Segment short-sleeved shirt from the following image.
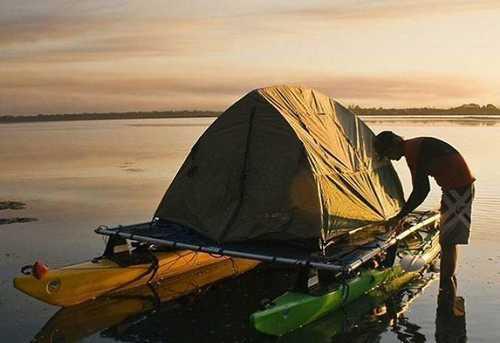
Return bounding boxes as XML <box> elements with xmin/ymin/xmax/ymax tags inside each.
<box><xmin>403</xmin><ymin>137</ymin><xmax>475</xmax><ymax>190</ymax></box>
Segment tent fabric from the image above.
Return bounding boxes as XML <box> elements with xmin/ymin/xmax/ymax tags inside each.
<box><xmin>155</xmin><ymin>85</ymin><xmax>404</xmax><ymax>246</ymax></box>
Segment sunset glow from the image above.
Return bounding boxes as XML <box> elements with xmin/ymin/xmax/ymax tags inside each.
<box><xmin>2</xmin><ymin>0</ymin><xmax>500</xmax><ymax>115</ymax></box>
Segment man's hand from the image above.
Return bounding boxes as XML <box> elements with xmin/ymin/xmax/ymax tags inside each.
<box><xmin>385</xmin><ymin>214</ymin><xmax>403</xmax><ymax>233</ymax></box>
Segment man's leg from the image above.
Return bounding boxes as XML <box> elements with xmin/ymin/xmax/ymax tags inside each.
<box><xmin>439</xmin><ymin>244</ymin><xmax>457</xmax><ymax>311</ymax></box>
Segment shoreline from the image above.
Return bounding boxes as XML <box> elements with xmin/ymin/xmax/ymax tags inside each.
<box><xmin>1</xmin><ymin>113</ymin><xmax>500</xmax><ymax>125</ymax></box>
<box><xmin>0</xmin><ymin>111</ymin><xmax>220</xmax><ymax>125</ymax></box>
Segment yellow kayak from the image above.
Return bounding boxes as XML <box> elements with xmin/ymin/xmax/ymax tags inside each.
<box><xmin>14</xmin><ymin>248</ymin><xmax>258</xmax><ymax>307</ymax></box>
<box><xmin>33</xmin><ymin>258</ymin><xmax>262</xmax><ymax>342</ymax></box>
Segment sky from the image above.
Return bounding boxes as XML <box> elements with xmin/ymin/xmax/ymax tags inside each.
<box><xmin>1</xmin><ymin>0</ymin><xmax>500</xmax><ymax>115</ymax></box>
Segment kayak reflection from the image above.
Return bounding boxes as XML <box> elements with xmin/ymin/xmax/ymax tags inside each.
<box><xmin>33</xmin><ymin>265</ymin><xmax>296</xmax><ymax>342</ymax></box>
<box><xmin>34</xmin><ymin>263</ymin><xmax>440</xmax><ymax>343</ymax></box>
<box><xmin>279</xmin><ymin>271</ymin><xmax>438</xmax><ymax>342</ymax></box>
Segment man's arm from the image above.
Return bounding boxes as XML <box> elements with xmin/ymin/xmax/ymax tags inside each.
<box><xmin>398</xmin><ymin>140</ymin><xmax>433</xmax><ymax>218</ymax></box>
<box><xmin>386</xmin><ymin>140</ymin><xmax>431</xmax><ymax>229</ymax></box>
<box><xmin>397</xmin><ymin>169</ymin><xmax>430</xmax><ymax>218</ymax></box>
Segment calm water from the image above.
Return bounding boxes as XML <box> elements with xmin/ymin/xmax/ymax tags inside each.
<box><xmin>0</xmin><ymin>118</ymin><xmax>499</xmax><ymax>342</ymax></box>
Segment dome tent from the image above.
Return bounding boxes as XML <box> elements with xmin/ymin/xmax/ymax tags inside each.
<box><xmin>155</xmin><ymin>86</ymin><xmax>403</xmax><ymax>247</ymax></box>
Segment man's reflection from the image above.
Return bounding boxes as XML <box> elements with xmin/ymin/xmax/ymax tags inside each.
<box><xmin>435</xmin><ymin>281</ymin><xmax>467</xmax><ymax>342</ymax></box>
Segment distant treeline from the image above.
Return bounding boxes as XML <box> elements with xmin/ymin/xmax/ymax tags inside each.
<box><xmin>350</xmin><ymin>103</ymin><xmax>500</xmax><ymax>116</ymax></box>
<box><xmin>0</xmin><ymin>110</ymin><xmax>220</xmax><ymax>123</ymax></box>
<box><xmin>1</xmin><ymin>104</ymin><xmax>500</xmax><ymax>123</ymax></box>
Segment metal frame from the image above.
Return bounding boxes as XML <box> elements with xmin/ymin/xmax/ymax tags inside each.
<box><xmin>95</xmin><ymin>212</ymin><xmax>439</xmax><ymax>274</ymax></box>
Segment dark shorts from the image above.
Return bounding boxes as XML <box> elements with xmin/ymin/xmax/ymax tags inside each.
<box><xmin>440</xmin><ymin>184</ymin><xmax>475</xmax><ymax>245</ymax></box>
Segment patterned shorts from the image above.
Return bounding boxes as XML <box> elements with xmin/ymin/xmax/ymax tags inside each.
<box><xmin>440</xmin><ymin>184</ymin><xmax>475</xmax><ymax>245</ymax></box>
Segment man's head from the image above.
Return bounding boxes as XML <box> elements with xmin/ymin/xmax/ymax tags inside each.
<box><xmin>374</xmin><ymin>131</ymin><xmax>404</xmax><ymax>160</ymax></box>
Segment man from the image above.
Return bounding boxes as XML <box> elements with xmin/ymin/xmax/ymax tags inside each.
<box><xmin>374</xmin><ymin>131</ymin><xmax>475</xmax><ymax>315</ymax></box>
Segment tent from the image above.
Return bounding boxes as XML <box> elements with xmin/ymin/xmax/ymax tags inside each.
<box><xmin>155</xmin><ymin>86</ymin><xmax>403</xmax><ymax>247</ymax></box>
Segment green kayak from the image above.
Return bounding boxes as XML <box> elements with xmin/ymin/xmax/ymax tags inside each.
<box><xmin>250</xmin><ymin>224</ymin><xmax>440</xmax><ymax>336</ymax></box>
<box><xmin>279</xmin><ymin>269</ymin><xmax>436</xmax><ymax>342</ymax></box>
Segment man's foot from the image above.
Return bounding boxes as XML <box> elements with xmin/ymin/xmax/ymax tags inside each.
<box><xmin>453</xmin><ymin>296</ymin><xmax>465</xmax><ymax>317</ymax></box>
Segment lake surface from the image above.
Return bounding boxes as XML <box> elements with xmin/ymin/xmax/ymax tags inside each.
<box><xmin>0</xmin><ymin>118</ymin><xmax>499</xmax><ymax>342</ymax></box>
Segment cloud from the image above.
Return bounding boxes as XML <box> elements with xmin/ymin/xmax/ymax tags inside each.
<box><xmin>0</xmin><ymin>16</ymin><xmax>221</xmax><ymax>60</ymax></box>
<box><xmin>4</xmin><ymin>0</ymin><xmax>499</xmax><ymax>64</ymax></box>
<box><xmin>0</xmin><ymin>15</ymin><xmax>106</xmax><ymax>46</ymax></box>
<box><xmin>313</xmin><ymin>75</ymin><xmax>486</xmax><ymax>102</ymax></box>
<box><xmin>271</xmin><ymin>0</ymin><xmax>500</xmax><ymax>23</ymax></box>
<box><xmin>0</xmin><ymin>68</ymin><xmax>489</xmax><ymax>115</ymax></box>
<box><xmin>1</xmin><ymin>1</ymin><xmax>499</xmax><ymax>114</ymax></box>
<box><xmin>4</xmin><ymin>0</ymin><xmax>500</xmax><ymax>48</ymax></box>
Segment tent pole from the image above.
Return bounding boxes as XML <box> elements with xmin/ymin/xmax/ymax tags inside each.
<box><xmin>218</xmin><ymin>106</ymin><xmax>257</xmax><ymax>241</ymax></box>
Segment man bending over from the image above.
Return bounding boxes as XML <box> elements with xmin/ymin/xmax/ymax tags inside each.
<box><xmin>375</xmin><ymin>131</ymin><xmax>475</xmax><ymax>315</ymax></box>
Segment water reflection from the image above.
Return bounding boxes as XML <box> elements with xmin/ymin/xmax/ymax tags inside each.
<box><xmin>33</xmin><ymin>266</ymin><xmax>296</xmax><ymax>343</ymax></box>
<box><xmin>435</xmin><ymin>271</ymin><xmax>467</xmax><ymax>342</ymax></box>
<box><xmin>435</xmin><ymin>295</ymin><xmax>467</xmax><ymax>342</ymax></box>
<box><xmin>435</xmin><ymin>243</ymin><xmax>468</xmax><ymax>342</ymax></box>
<box><xmin>32</xmin><ymin>265</ymin><xmax>446</xmax><ymax>343</ymax></box>
<box><xmin>280</xmin><ymin>273</ymin><xmax>437</xmax><ymax>342</ymax></box>
<box><xmin>3</xmin><ymin>119</ymin><xmax>496</xmax><ymax>341</ymax></box>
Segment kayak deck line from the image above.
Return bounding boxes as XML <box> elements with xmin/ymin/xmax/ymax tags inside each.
<box><xmin>95</xmin><ymin>211</ymin><xmax>439</xmax><ymax>275</ymax></box>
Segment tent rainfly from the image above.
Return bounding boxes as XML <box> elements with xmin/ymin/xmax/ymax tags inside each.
<box><xmin>155</xmin><ymin>85</ymin><xmax>404</xmax><ymax>247</ymax></box>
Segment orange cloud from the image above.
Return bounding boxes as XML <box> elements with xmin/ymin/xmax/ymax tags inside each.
<box><xmin>268</xmin><ymin>0</ymin><xmax>500</xmax><ymax>22</ymax></box>
<box><xmin>0</xmin><ymin>16</ymin><xmax>226</xmax><ymax>64</ymax></box>
<box><xmin>0</xmin><ymin>68</ymin><xmax>489</xmax><ymax>115</ymax></box>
